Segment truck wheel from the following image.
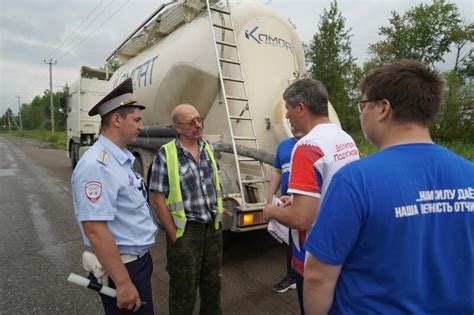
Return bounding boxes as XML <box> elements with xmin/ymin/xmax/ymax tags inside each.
<box><xmin>222</xmin><ymin>230</ymin><xmax>232</xmax><ymax>250</ymax></box>
<box><xmin>71</xmin><ymin>143</ymin><xmax>78</xmax><ymax>170</ymax></box>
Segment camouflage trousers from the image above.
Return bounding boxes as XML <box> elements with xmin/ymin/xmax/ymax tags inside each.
<box><xmin>166</xmin><ymin>221</ymin><xmax>223</xmax><ymax>315</ymax></box>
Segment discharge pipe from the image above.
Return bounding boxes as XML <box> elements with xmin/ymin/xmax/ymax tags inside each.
<box><xmin>134</xmin><ymin>124</ymin><xmax>274</xmax><ymax>165</ymax></box>
<box><xmin>213</xmin><ymin>143</ymin><xmax>274</xmax><ymax>166</ymax></box>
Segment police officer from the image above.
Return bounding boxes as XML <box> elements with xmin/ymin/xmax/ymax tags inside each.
<box><xmin>72</xmin><ymin>78</ymin><xmax>158</xmax><ymax>314</ymax></box>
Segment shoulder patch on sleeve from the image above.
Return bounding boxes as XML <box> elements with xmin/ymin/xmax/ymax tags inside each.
<box><xmin>97</xmin><ymin>149</ymin><xmax>109</xmax><ymax>165</ymax></box>
<box><xmin>85</xmin><ymin>180</ymin><xmax>103</xmax><ymax>203</ymax></box>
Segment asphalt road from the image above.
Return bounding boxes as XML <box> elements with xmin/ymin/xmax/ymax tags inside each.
<box><xmin>0</xmin><ymin>135</ymin><xmax>299</xmax><ymax>314</ymax></box>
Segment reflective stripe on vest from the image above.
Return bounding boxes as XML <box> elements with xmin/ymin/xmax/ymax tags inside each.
<box><xmin>163</xmin><ymin>139</ymin><xmax>223</xmax><ymax>238</ymax></box>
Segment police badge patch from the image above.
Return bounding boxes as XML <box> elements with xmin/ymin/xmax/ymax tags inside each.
<box><xmin>85</xmin><ymin>181</ymin><xmax>102</xmax><ymax>203</ymax></box>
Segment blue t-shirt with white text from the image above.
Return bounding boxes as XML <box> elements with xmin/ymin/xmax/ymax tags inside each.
<box><xmin>305</xmin><ymin>143</ymin><xmax>474</xmax><ymax>314</ymax></box>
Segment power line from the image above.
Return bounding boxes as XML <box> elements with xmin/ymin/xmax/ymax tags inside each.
<box><xmin>56</xmin><ymin>0</ymin><xmax>120</xmax><ymax>61</ymax></box>
<box><xmin>20</xmin><ymin>1</ymin><xmax>131</xmax><ymax>103</ymax></box>
<box><xmin>19</xmin><ymin>1</ymin><xmax>112</xmax><ymax>100</ymax></box>
<box><xmin>19</xmin><ymin>2</ymin><xmax>105</xmax><ymax>98</ymax></box>
<box><xmin>17</xmin><ymin>63</ymin><xmax>48</xmax><ymax>98</ymax></box>
<box><xmin>47</xmin><ymin>0</ymin><xmax>105</xmax><ymax>61</ymax></box>
<box><xmin>57</xmin><ymin>0</ymin><xmax>130</xmax><ymax>62</ymax></box>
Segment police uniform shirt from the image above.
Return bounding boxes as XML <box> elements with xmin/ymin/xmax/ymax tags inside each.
<box><xmin>72</xmin><ymin>135</ymin><xmax>158</xmax><ymax>255</ymax></box>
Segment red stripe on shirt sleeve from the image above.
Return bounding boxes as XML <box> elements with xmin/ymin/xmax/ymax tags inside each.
<box><xmin>288</xmin><ymin>144</ymin><xmax>324</xmax><ymax>194</ymax></box>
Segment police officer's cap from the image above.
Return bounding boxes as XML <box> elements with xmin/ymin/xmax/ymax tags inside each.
<box><xmin>88</xmin><ymin>78</ymin><xmax>145</xmax><ymax>117</ymax></box>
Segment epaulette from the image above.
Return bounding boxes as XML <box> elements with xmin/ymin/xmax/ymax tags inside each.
<box><xmin>97</xmin><ymin>149</ymin><xmax>109</xmax><ymax>165</ymax></box>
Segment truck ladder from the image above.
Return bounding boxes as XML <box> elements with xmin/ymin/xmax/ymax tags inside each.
<box><xmin>205</xmin><ymin>0</ymin><xmax>267</xmax><ymax>209</ymax></box>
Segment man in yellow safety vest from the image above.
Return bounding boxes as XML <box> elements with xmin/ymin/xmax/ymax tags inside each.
<box><xmin>149</xmin><ymin>104</ymin><xmax>223</xmax><ymax>315</ymax></box>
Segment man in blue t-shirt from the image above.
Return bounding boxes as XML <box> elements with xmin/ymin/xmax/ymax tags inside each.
<box><xmin>267</xmin><ymin>128</ymin><xmax>303</xmax><ymax>293</ymax></box>
<box><xmin>303</xmin><ymin>60</ymin><xmax>474</xmax><ymax>314</ymax></box>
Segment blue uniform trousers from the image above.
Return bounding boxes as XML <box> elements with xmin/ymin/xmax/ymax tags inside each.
<box><xmin>90</xmin><ymin>252</ymin><xmax>154</xmax><ymax>315</ymax></box>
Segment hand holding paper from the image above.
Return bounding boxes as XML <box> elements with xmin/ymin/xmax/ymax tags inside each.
<box><xmin>267</xmin><ymin>196</ymin><xmax>289</xmax><ymax>244</ymax></box>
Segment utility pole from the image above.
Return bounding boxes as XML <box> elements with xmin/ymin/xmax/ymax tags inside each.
<box><xmin>44</xmin><ymin>58</ymin><xmax>57</xmax><ymax>132</ymax></box>
<box><xmin>10</xmin><ymin>114</ymin><xmax>20</xmax><ymax>130</ymax></box>
<box><xmin>16</xmin><ymin>96</ymin><xmax>23</xmax><ymax>130</ymax></box>
<box><xmin>7</xmin><ymin>110</ymin><xmax>11</xmax><ymax>131</ymax></box>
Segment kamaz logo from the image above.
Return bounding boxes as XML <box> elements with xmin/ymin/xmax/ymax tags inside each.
<box><xmin>245</xmin><ymin>26</ymin><xmax>262</xmax><ymax>44</ymax></box>
<box><xmin>244</xmin><ymin>26</ymin><xmax>292</xmax><ymax>52</ymax></box>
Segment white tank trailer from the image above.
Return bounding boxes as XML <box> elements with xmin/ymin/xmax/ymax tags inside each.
<box><xmin>102</xmin><ymin>0</ymin><xmax>340</xmax><ymax>233</ymax></box>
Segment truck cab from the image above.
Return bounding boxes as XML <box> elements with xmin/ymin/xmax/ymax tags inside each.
<box><xmin>66</xmin><ymin>66</ymin><xmax>111</xmax><ymax>169</ymax></box>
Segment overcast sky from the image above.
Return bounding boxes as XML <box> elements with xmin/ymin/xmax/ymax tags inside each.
<box><xmin>0</xmin><ymin>0</ymin><xmax>472</xmax><ymax>115</ymax></box>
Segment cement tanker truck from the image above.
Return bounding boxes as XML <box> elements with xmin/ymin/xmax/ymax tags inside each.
<box><xmin>78</xmin><ymin>0</ymin><xmax>340</xmax><ymax>233</ymax></box>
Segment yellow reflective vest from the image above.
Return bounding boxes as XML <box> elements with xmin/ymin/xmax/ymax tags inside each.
<box><xmin>162</xmin><ymin>139</ymin><xmax>223</xmax><ymax>238</ymax></box>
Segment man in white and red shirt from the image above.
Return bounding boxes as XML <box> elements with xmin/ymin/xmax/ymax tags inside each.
<box><xmin>263</xmin><ymin>78</ymin><xmax>359</xmax><ymax>314</ymax></box>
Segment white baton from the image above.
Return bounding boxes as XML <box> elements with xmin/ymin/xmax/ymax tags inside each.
<box><xmin>68</xmin><ymin>273</ymin><xmax>116</xmax><ymax>298</ymax></box>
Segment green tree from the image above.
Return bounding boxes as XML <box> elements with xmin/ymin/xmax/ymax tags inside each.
<box><xmin>365</xmin><ymin>0</ymin><xmax>473</xmax><ymax>143</ymax></box>
<box><xmin>0</xmin><ymin>112</ymin><xmax>5</xmax><ymax>130</ymax></box>
<box><xmin>2</xmin><ymin>108</ymin><xmax>14</xmax><ymax>130</ymax></box>
<box><xmin>101</xmin><ymin>57</ymin><xmax>122</xmax><ymax>73</ymax></box>
<box><xmin>432</xmin><ymin>71</ymin><xmax>474</xmax><ymax>143</ymax></box>
<box><xmin>460</xmin><ymin>54</ymin><xmax>474</xmax><ymax>78</ymax></box>
<box><xmin>22</xmin><ymin>93</ymin><xmax>47</xmax><ymax>129</ymax></box>
<box><xmin>451</xmin><ymin>23</ymin><xmax>474</xmax><ymax>75</ymax></box>
<box><xmin>306</xmin><ymin>0</ymin><xmax>360</xmax><ymax>131</ymax></box>
<box><xmin>19</xmin><ymin>85</ymin><xmax>69</xmax><ymax>131</ymax></box>
<box><xmin>53</xmin><ymin>84</ymin><xmax>69</xmax><ymax>131</ymax></box>
<box><xmin>368</xmin><ymin>0</ymin><xmax>462</xmax><ymax>66</ymax></box>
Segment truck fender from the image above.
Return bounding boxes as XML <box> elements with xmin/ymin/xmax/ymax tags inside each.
<box><xmin>78</xmin><ymin>145</ymin><xmax>92</xmax><ymax>160</ymax></box>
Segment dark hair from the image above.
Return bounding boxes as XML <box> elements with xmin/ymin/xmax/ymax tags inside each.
<box><xmin>100</xmin><ymin>106</ymin><xmax>137</xmax><ymax>129</ymax></box>
<box><xmin>283</xmin><ymin>78</ymin><xmax>329</xmax><ymax>116</ymax></box>
<box><xmin>360</xmin><ymin>59</ymin><xmax>444</xmax><ymax>126</ymax></box>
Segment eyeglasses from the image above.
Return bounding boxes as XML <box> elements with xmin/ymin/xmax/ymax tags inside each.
<box><xmin>175</xmin><ymin>116</ymin><xmax>203</xmax><ymax>127</ymax></box>
<box><xmin>357</xmin><ymin>100</ymin><xmax>381</xmax><ymax>113</ymax></box>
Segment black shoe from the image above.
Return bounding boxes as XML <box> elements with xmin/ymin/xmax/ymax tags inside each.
<box><xmin>272</xmin><ymin>275</ymin><xmax>296</xmax><ymax>293</ymax></box>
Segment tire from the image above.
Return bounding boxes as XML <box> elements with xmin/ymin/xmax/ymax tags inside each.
<box><xmin>222</xmin><ymin>230</ymin><xmax>232</xmax><ymax>250</ymax></box>
<box><xmin>71</xmin><ymin>143</ymin><xmax>78</xmax><ymax>170</ymax></box>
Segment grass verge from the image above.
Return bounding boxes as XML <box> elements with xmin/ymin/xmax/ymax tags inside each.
<box><xmin>1</xmin><ymin>130</ymin><xmax>67</xmax><ymax>150</ymax></box>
